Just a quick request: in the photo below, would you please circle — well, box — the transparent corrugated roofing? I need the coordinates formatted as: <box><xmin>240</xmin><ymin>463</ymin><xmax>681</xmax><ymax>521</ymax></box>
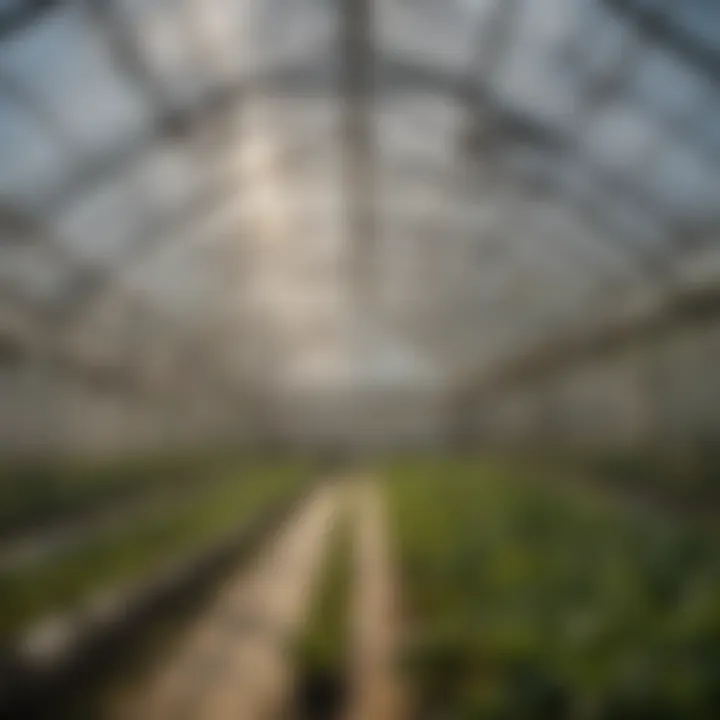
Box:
<box><xmin>1</xmin><ymin>0</ymin><xmax>719</xmax><ymax>393</ymax></box>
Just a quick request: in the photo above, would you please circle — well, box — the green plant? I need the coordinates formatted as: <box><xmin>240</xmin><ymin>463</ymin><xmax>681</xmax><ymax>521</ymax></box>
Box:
<box><xmin>294</xmin><ymin>514</ymin><xmax>351</xmax><ymax>718</ymax></box>
<box><xmin>386</xmin><ymin>457</ymin><xmax>720</xmax><ymax>719</ymax></box>
<box><xmin>0</xmin><ymin>460</ymin><xmax>312</xmax><ymax>644</ymax></box>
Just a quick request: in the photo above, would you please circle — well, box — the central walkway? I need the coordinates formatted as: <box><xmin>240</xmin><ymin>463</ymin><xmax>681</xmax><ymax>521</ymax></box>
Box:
<box><xmin>347</xmin><ymin>477</ymin><xmax>406</xmax><ymax>720</ymax></box>
<box><xmin>114</xmin><ymin>483</ymin><xmax>341</xmax><ymax>720</ymax></box>
<box><xmin>112</xmin><ymin>476</ymin><xmax>404</xmax><ymax>720</ymax></box>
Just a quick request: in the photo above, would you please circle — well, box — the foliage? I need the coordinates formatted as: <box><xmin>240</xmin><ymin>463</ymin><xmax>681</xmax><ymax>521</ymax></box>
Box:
<box><xmin>585</xmin><ymin>447</ymin><xmax>720</xmax><ymax>505</ymax></box>
<box><xmin>293</xmin><ymin>512</ymin><xmax>351</xmax><ymax>717</ymax></box>
<box><xmin>0</xmin><ymin>460</ymin><xmax>311</xmax><ymax>643</ymax></box>
<box><xmin>0</xmin><ymin>451</ymin><xmax>263</xmax><ymax>537</ymax></box>
<box><xmin>387</xmin><ymin>457</ymin><xmax>720</xmax><ymax>719</ymax></box>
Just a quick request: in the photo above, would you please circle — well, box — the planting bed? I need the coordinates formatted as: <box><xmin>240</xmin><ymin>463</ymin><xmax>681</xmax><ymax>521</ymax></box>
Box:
<box><xmin>0</xmin><ymin>459</ymin><xmax>313</xmax><ymax>645</ymax></box>
<box><xmin>386</xmin><ymin>457</ymin><xmax>720</xmax><ymax>719</ymax></box>
<box><xmin>0</xmin><ymin>452</ymin><xmax>267</xmax><ymax>539</ymax></box>
<box><xmin>294</xmin><ymin>512</ymin><xmax>352</xmax><ymax>719</ymax></box>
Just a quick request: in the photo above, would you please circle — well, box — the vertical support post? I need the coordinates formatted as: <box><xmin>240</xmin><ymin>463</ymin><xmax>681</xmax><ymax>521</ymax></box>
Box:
<box><xmin>340</xmin><ymin>0</ymin><xmax>376</xmax><ymax>309</ymax></box>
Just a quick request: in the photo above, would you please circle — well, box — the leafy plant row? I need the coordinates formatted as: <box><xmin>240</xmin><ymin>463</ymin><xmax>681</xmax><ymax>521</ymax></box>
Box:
<box><xmin>386</xmin><ymin>457</ymin><xmax>720</xmax><ymax>719</ymax></box>
<box><xmin>0</xmin><ymin>460</ymin><xmax>313</xmax><ymax>644</ymax></box>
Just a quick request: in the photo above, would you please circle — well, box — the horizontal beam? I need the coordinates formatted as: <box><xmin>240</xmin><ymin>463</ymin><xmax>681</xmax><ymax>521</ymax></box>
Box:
<box><xmin>0</xmin><ymin>0</ymin><xmax>62</xmax><ymax>41</ymax></box>
<box><xmin>458</xmin><ymin>281</ymin><xmax>720</xmax><ymax>399</ymax></box>
<box><xmin>36</xmin><ymin>60</ymin><xmax>324</xmax><ymax>217</ymax></box>
<box><xmin>603</xmin><ymin>0</ymin><xmax>720</xmax><ymax>85</ymax></box>
<box><xmin>0</xmin><ymin>295</ymin><xmax>249</xmax><ymax>407</ymax></box>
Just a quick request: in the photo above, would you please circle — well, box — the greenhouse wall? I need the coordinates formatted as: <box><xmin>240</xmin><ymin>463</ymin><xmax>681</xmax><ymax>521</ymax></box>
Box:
<box><xmin>468</xmin><ymin>318</ymin><xmax>720</xmax><ymax>451</ymax></box>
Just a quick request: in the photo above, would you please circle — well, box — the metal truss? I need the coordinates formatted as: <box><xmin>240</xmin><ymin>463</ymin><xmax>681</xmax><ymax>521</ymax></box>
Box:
<box><xmin>1</xmin><ymin>0</ymin><xmax>719</xmax><ymax>407</ymax></box>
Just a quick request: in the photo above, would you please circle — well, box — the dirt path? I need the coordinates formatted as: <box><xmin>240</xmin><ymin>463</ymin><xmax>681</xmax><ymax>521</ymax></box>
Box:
<box><xmin>346</xmin><ymin>477</ymin><xmax>405</xmax><ymax>720</ymax></box>
<box><xmin>107</xmin><ymin>475</ymin><xmax>405</xmax><ymax>720</ymax></box>
<box><xmin>112</xmin><ymin>482</ymin><xmax>343</xmax><ymax>720</ymax></box>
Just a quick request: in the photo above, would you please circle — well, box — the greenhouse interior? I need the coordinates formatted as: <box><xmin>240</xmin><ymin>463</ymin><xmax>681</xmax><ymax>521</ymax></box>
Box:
<box><xmin>1</xmin><ymin>0</ymin><xmax>720</xmax><ymax>717</ymax></box>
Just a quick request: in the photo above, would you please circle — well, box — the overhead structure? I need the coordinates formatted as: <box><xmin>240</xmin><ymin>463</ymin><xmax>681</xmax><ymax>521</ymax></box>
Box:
<box><xmin>1</xmin><ymin>0</ymin><xmax>719</xmax><ymax>451</ymax></box>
